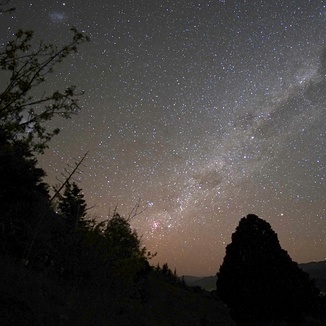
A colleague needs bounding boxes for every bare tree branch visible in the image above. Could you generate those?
[50,151,89,202]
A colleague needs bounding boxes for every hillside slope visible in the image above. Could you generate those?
[0,258,236,326]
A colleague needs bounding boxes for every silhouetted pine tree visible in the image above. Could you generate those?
[57,181,87,230]
[216,214,320,326]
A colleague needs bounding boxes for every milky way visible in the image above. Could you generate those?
[1,0,325,275]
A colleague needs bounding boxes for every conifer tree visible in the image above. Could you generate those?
[216,214,320,325]
[0,128,49,257]
[57,182,87,230]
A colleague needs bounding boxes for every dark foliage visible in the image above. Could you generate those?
[154,263,188,289]
[0,24,89,153]
[57,181,88,230]
[104,213,143,259]
[0,128,50,258]
[216,214,321,326]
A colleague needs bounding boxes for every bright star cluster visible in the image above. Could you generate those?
[1,0,325,275]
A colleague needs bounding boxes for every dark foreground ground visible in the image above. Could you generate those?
[0,257,236,326]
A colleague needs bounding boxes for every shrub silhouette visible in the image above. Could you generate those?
[216,214,320,326]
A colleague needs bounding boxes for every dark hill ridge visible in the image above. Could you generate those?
[300,261,326,293]
[184,275,217,291]
[184,260,326,293]
[183,275,217,292]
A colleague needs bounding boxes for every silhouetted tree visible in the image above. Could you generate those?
[104,213,144,260]
[98,213,149,294]
[0,6,88,263]
[0,128,49,258]
[0,26,89,153]
[154,262,186,287]
[216,214,320,326]
[57,181,87,230]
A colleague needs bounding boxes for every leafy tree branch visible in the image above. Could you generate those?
[0,27,89,153]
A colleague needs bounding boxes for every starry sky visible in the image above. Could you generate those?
[1,0,325,276]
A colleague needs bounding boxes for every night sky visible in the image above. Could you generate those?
[1,0,325,276]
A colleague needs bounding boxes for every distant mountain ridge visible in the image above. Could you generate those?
[183,260,326,292]
[300,261,326,293]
